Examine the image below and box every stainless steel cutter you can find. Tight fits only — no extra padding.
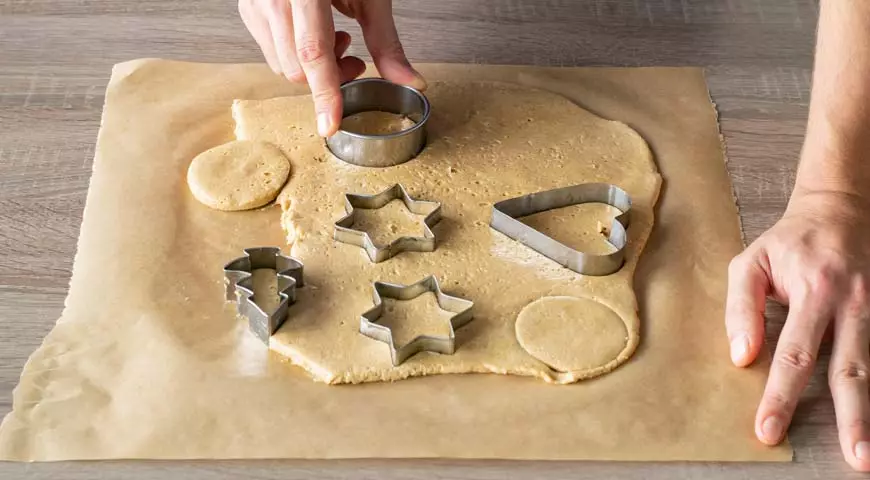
[325,78,430,168]
[334,183,442,263]
[359,275,474,366]
[490,183,632,276]
[224,247,304,344]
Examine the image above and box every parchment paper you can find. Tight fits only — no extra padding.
[0,60,793,462]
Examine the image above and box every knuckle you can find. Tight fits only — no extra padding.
[853,275,869,301]
[764,390,794,412]
[806,265,836,294]
[725,301,756,330]
[830,362,870,386]
[373,38,405,58]
[311,89,339,109]
[296,37,331,64]
[776,343,816,373]
[238,0,259,17]
[728,255,748,277]
[847,418,870,432]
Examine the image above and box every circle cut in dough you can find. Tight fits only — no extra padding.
[516,296,628,373]
[340,111,417,136]
[187,140,291,211]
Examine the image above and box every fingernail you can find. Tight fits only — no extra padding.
[761,416,784,443]
[855,441,870,461]
[317,113,331,137]
[410,69,428,91]
[730,335,749,365]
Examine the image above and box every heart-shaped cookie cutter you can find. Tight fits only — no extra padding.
[490,183,631,276]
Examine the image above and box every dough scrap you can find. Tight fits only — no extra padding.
[232,82,661,384]
[187,140,291,211]
[341,111,417,135]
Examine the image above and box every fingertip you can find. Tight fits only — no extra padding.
[375,58,427,91]
[317,112,339,137]
[755,415,786,445]
[404,65,427,91]
[338,56,367,83]
[285,70,306,83]
[849,441,870,471]
[730,334,752,367]
[266,60,281,75]
[410,72,427,91]
[335,30,351,45]
[334,30,352,57]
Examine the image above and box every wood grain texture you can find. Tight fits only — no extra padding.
[0,0,843,478]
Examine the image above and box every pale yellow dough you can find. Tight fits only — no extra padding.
[349,199,428,247]
[515,296,628,372]
[341,111,417,135]
[187,140,291,211]
[232,81,661,384]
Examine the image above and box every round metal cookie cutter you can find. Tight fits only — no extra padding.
[325,78,430,168]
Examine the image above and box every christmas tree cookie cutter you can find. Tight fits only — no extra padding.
[223,247,304,344]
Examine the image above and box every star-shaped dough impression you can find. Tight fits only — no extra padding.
[333,183,442,263]
[359,275,474,366]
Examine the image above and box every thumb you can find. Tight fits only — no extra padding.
[725,247,770,367]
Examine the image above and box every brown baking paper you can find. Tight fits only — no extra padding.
[0,60,792,462]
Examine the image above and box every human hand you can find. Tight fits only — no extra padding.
[238,0,427,137]
[726,186,870,471]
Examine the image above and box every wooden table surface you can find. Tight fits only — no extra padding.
[0,0,848,478]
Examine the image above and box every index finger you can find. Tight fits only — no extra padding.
[290,0,342,137]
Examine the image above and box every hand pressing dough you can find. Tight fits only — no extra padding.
[187,140,291,211]
[340,111,417,135]
[232,82,661,384]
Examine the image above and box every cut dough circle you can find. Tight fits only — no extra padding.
[187,140,291,211]
[340,111,416,135]
[516,296,628,374]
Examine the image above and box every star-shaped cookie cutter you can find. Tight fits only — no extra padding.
[223,247,304,344]
[490,183,632,276]
[359,275,474,366]
[334,183,442,263]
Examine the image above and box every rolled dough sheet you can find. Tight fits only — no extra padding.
[233,82,659,384]
[0,60,792,462]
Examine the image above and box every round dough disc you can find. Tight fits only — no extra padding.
[516,296,627,373]
[187,140,291,211]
